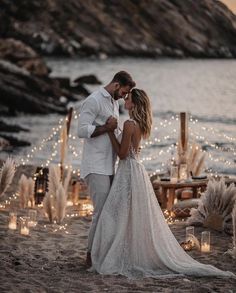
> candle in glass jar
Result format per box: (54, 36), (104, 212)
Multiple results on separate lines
(179, 164), (188, 181)
(21, 226), (29, 235)
(186, 226), (194, 242)
(170, 166), (178, 183)
(28, 210), (37, 227)
(201, 231), (210, 252)
(20, 217), (30, 236)
(201, 243), (210, 252)
(8, 212), (17, 230)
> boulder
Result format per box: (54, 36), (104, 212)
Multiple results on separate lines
(0, 134), (30, 148)
(0, 120), (29, 132)
(74, 74), (102, 85)
(0, 38), (50, 76)
(0, 60), (68, 115)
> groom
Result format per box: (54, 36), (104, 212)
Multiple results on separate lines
(78, 71), (136, 266)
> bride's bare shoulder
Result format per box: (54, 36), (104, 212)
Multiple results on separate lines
(124, 119), (136, 127)
(123, 119), (136, 133)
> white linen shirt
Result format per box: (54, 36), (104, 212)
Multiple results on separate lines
(78, 87), (119, 179)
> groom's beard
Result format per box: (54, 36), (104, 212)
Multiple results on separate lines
(113, 88), (122, 100)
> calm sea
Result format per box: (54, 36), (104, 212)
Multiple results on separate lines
(1, 58), (236, 176)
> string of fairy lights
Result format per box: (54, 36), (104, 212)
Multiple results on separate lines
(1, 109), (235, 233)
(7, 109), (236, 182)
(140, 114), (236, 177)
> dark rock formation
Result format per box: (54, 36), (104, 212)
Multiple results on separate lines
(0, 38), (50, 76)
(0, 59), (80, 115)
(0, 60), (64, 115)
(1, 0), (236, 58)
(0, 134), (30, 148)
(74, 74), (102, 85)
(0, 120), (29, 132)
(0, 120), (30, 151)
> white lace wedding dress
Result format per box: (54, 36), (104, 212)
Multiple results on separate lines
(90, 122), (234, 279)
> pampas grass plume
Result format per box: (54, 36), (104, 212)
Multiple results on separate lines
(43, 192), (54, 223)
(55, 183), (67, 224)
(18, 174), (28, 208)
(0, 158), (16, 197)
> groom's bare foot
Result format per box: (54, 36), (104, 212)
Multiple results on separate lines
(86, 252), (92, 267)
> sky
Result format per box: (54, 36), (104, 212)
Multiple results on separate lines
(220, 0), (236, 13)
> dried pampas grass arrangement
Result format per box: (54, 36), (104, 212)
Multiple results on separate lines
(193, 152), (206, 176)
(18, 174), (28, 208)
(55, 183), (67, 224)
(27, 177), (35, 207)
(44, 164), (68, 224)
(233, 203), (236, 249)
(187, 178), (236, 234)
(63, 168), (71, 194)
(18, 175), (35, 208)
(0, 158), (16, 197)
(60, 120), (68, 179)
(48, 165), (60, 198)
(43, 192), (54, 223)
(225, 202), (236, 259)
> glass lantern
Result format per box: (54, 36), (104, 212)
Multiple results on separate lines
(186, 226), (194, 242)
(20, 216), (30, 236)
(28, 209), (37, 227)
(8, 212), (17, 230)
(179, 163), (188, 181)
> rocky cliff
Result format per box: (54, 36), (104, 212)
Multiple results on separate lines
(1, 0), (236, 58)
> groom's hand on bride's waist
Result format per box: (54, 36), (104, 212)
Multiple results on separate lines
(106, 116), (118, 131)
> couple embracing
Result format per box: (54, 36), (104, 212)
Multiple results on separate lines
(78, 71), (234, 279)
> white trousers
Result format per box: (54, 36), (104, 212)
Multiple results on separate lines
(85, 173), (113, 252)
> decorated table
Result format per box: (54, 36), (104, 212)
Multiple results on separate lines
(152, 179), (208, 210)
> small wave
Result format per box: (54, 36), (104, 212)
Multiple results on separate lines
(189, 114), (236, 125)
(152, 110), (178, 119)
(152, 111), (236, 125)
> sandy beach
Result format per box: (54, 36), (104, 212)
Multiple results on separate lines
(0, 165), (236, 293)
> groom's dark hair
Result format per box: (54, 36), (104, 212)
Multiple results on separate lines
(112, 71), (136, 88)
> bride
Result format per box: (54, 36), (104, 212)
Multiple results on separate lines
(89, 88), (234, 278)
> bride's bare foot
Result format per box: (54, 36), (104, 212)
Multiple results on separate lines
(86, 252), (92, 267)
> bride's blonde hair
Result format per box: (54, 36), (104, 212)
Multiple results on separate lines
(130, 88), (152, 139)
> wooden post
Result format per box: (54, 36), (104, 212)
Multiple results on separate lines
(66, 107), (73, 136)
(178, 112), (189, 164)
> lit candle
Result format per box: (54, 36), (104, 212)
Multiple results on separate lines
(179, 164), (188, 181)
(201, 231), (210, 252)
(79, 210), (87, 217)
(21, 226), (29, 235)
(67, 200), (73, 207)
(8, 212), (17, 230)
(201, 243), (210, 252)
(182, 241), (193, 251)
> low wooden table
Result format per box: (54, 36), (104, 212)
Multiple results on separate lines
(152, 179), (208, 211)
